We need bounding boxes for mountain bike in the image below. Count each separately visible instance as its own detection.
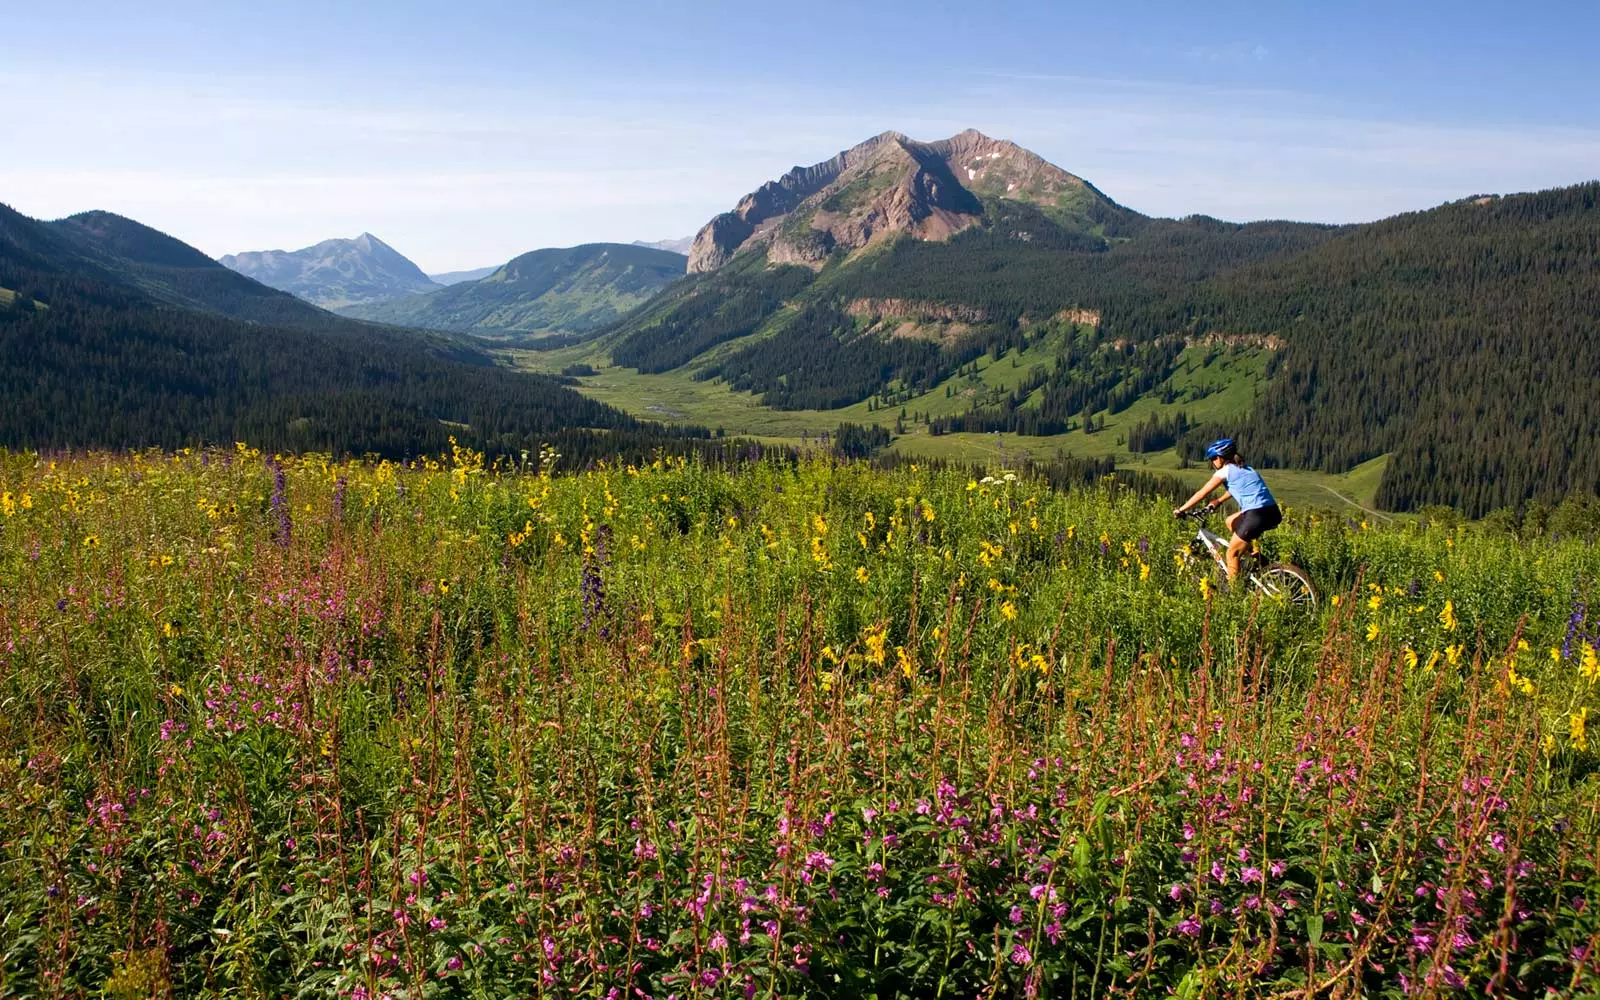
[1175,507,1319,610]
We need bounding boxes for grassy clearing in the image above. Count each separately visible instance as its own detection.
[1,448,1595,997]
[513,344,1376,511]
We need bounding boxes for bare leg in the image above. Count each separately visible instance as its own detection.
[1225,534,1248,579]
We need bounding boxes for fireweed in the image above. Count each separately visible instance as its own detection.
[0,445,1596,998]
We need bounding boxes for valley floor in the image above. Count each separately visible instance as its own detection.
[508,342,1391,513]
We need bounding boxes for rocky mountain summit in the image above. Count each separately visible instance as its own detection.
[220,233,440,309]
[687,129,1129,273]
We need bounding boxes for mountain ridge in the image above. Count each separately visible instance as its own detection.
[343,242,686,339]
[0,202,716,459]
[221,233,441,309]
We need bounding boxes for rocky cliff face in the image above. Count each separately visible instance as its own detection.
[686,129,1112,273]
[220,233,440,310]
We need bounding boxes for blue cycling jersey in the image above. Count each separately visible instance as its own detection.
[1219,463,1276,511]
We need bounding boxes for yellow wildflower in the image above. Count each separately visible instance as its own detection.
[1425,650,1442,672]
[1139,561,1151,582]
[1199,576,1212,599]
[1445,644,1463,667]
[1439,600,1458,632]
[1433,570,1444,582]
[1368,595,1383,612]
[1029,653,1050,675]
[81,534,100,549]
[999,601,1018,621]
[1506,665,1535,696]
[921,504,935,523]
[896,645,915,679]
[1402,647,1419,670]
[855,566,870,584]
[1581,643,1599,683]
[1366,622,1380,642]
[1571,708,1590,751]
[864,628,887,667]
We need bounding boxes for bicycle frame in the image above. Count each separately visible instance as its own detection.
[1176,508,1317,607]
[1178,511,1262,586]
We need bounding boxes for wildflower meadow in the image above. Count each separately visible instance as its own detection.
[0,444,1596,998]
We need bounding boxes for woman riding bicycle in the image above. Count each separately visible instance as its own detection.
[1172,438,1282,581]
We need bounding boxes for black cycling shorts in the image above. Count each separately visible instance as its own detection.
[1234,504,1282,541]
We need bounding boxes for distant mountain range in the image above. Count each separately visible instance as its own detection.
[633,236,694,255]
[220,233,440,309]
[0,205,701,457]
[429,265,498,286]
[341,243,686,339]
[6,125,1598,514]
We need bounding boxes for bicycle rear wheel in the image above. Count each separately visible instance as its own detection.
[1252,563,1319,610]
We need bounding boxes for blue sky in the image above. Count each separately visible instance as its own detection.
[5,0,1599,271]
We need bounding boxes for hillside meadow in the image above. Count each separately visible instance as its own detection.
[0,446,1596,998]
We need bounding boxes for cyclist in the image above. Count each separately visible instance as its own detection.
[1172,438,1282,581]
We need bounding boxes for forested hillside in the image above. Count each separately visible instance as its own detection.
[0,204,710,460]
[30,210,357,330]
[345,243,686,338]
[599,180,1600,514]
[1214,187,1600,513]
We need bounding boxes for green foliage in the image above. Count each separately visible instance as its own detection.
[0,203,725,460]
[346,243,687,336]
[0,449,1596,997]
[610,264,815,373]
[831,421,890,459]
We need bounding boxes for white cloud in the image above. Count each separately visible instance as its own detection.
[3,68,1597,271]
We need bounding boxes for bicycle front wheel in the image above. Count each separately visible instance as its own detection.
[1252,563,1319,610]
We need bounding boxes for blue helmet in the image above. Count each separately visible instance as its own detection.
[1204,438,1236,460]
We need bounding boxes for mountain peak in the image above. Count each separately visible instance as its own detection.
[221,233,438,310]
[686,129,1117,273]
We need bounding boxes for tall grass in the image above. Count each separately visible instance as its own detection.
[0,445,1595,998]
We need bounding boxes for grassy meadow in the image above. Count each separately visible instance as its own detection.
[1,446,1597,998]
[509,341,1389,512]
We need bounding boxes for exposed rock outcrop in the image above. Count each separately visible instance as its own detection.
[686,129,1119,274]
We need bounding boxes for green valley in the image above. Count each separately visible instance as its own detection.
[343,243,686,340]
